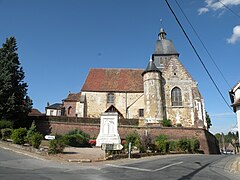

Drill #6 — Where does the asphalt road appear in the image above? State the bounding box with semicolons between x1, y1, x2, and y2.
0;147;240;180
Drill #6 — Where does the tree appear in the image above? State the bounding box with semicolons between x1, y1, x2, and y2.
0;37;32;127
205;111;212;130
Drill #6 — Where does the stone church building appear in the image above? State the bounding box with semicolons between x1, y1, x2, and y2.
62;28;207;129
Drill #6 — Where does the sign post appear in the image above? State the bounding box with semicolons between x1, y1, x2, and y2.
128;142;132;159
44;135;55;140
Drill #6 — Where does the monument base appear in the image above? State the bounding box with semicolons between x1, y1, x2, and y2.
96;135;121;147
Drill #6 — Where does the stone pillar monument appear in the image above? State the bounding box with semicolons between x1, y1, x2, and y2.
96;112;121;147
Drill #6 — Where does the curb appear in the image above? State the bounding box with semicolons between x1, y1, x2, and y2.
68;159;92;163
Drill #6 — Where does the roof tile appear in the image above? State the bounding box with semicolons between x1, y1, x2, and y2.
81;68;144;92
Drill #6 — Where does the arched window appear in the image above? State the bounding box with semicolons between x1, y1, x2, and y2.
68;106;72;115
171;87;182;106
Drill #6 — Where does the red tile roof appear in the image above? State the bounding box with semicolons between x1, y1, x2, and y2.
81;68;144;92
28;108;43;116
63;92;81;102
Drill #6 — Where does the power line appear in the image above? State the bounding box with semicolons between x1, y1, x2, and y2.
217;0;240;19
164;0;233;112
174;0;231;88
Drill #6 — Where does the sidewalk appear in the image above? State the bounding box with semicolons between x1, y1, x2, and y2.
228;155;240;173
0;140;105;163
55;147;106;162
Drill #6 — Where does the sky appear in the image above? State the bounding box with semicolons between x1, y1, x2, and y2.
0;0;239;135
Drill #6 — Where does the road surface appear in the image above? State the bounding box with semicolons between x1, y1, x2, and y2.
0;147;239;180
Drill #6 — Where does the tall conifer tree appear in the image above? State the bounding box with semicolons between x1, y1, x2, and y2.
0;37;32;126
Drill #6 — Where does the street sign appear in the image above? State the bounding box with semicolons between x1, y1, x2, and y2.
45;135;55;140
101;143;123;151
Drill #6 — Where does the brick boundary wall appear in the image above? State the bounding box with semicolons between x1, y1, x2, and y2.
34;119;220;154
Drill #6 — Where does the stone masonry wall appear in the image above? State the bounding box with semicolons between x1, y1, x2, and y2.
162;57;198;127
35;120;219;154
83;91;144;119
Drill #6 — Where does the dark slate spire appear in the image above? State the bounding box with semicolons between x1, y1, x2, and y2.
153;28;179;56
142;58;160;76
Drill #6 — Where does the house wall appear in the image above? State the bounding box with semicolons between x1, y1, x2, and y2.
235;89;240;101
63;101;77;117
46;109;61;116
82;91;144;119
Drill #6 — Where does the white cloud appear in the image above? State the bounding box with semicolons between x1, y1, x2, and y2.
198;0;240;14
198;7;209;15
227;25;240;44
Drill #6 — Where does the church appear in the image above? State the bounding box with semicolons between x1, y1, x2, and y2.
62;28;207;129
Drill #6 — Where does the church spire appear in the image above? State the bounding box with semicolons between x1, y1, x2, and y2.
158;28;167;40
142;58;160;76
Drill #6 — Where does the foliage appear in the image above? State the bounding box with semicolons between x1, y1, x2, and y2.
65;129;90;139
205;111;212;130
63;129;90;147
48;137;66;154
0;37;32;127
178;138;191;152
139;134;153;153
215;132;239;144
30;132;43;149
169;140;178;151
11;128;27;145
26;122;37;144
1;128;12;140
125;131;141;150
161;119;172;127
155;134;169;153
63;134;89;147
189;138;200;153
0;120;13;129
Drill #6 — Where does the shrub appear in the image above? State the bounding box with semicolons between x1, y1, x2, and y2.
190;138;200;153
66;129;90;139
125;132;141;150
63;134;89;147
63;129;90;147
11;128;27;145
0;120;13;129
155;134;169;153
169;140;178;152
178;138;191;152
1;128;12;140
48;137;66;154
161;119;172;127
139;134;153;153
31;132;43;149
26;122;37;144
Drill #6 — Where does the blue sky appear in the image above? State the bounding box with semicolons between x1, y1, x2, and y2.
0;0;239;135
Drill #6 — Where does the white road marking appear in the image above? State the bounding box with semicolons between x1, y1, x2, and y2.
152;161;183;172
106;164;152;172
106;161;183;172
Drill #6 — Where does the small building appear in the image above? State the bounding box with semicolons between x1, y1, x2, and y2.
45;103;63;116
28;108;43;117
229;81;240;143
62;92;85;117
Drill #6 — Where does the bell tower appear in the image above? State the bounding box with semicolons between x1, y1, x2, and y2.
142;58;163;123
